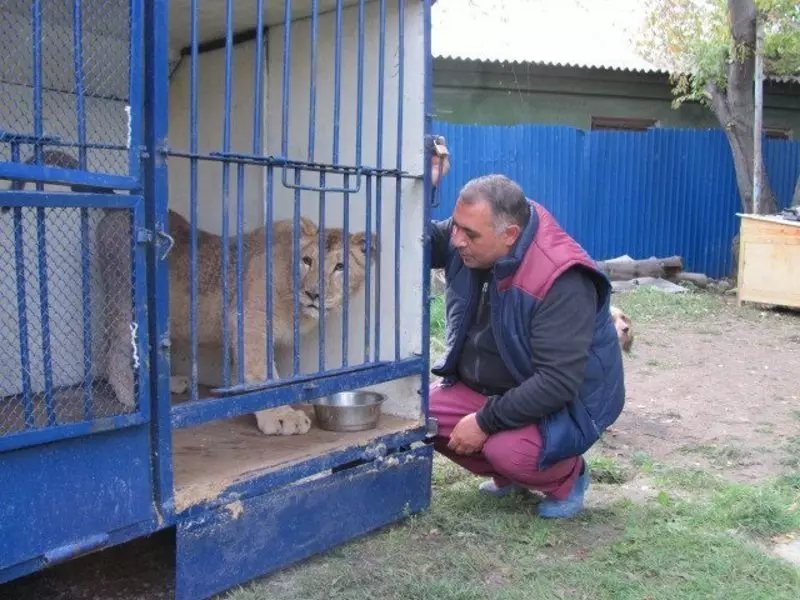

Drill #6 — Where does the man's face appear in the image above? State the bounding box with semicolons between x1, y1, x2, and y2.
450;197;521;269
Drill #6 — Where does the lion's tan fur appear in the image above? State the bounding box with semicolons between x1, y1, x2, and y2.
97;208;375;435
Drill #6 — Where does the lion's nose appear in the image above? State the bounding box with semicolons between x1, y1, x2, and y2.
305;291;319;302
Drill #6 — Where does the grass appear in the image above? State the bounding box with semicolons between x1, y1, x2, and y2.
224;455;800;600
611;287;720;323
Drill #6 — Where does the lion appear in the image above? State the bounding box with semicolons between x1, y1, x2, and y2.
3;150;377;436
96;208;376;436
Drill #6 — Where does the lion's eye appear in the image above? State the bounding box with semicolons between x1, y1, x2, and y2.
302;256;313;266
333;263;344;272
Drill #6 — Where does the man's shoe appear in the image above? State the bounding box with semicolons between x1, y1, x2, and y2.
478;479;524;497
536;462;590;519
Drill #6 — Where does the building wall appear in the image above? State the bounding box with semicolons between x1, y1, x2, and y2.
432;58;800;137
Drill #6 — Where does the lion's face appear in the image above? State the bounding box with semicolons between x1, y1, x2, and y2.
296;220;377;319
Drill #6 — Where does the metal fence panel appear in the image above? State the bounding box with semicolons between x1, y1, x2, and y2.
431;122;800;279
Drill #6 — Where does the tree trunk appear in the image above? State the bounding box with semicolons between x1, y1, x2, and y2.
707;0;778;215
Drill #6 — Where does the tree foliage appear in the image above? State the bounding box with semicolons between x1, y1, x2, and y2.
635;0;800;215
637;0;799;110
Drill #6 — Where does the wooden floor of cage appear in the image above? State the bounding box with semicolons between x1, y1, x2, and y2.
170;388;419;513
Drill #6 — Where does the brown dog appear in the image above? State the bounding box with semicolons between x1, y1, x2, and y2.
610;305;634;353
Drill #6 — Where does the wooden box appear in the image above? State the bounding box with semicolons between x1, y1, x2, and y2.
736;214;800;309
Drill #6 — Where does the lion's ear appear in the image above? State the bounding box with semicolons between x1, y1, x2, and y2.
298;217;318;238
349;231;378;263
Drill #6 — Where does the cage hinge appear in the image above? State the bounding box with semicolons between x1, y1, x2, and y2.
136;228;153;244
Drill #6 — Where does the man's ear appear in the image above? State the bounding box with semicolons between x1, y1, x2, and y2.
503;223;521;246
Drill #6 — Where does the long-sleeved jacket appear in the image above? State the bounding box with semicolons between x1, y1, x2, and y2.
429;200;626;469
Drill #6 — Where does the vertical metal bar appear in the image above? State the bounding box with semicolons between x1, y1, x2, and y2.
394;0;405;361
265;166;274;379
236;163;245;384
355;0;365;167
328;0;343;371
282;0;300;378
281;0;292;160
332;0;343;165
32;0;55;425
11;142;33;429
127;0;143;176
253;0;267;380
374;0;386;362
73;0;93;419
145;0;175;516
189;0;199;402
32;0;43;167
341;175;349;368
292;172;301;377
317;174;326;373
363;175;372;363
35;206;54;425
308;0;325;373
420;0;433;419
220;0;234;387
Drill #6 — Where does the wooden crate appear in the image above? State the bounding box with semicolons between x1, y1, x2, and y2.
736;214;800;309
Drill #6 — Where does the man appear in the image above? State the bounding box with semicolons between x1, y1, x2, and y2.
425;137;625;519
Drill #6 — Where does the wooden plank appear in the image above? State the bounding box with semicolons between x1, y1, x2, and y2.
737;214;800;309
172;410;418;511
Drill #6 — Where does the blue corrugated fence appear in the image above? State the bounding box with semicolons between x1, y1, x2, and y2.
431;122;800;278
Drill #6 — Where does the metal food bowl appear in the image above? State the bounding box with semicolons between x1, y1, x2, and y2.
312;391;386;432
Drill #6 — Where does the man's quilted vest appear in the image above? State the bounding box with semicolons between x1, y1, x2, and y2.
431;200;625;469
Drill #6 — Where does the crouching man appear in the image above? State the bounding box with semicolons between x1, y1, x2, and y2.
426;167;625;519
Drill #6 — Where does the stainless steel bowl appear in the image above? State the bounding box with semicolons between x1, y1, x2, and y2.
312;391;386;432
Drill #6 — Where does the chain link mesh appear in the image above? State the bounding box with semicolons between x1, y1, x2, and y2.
0;0;132;176
0;206;138;436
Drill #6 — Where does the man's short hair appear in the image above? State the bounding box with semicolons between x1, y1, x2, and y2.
457;174;530;231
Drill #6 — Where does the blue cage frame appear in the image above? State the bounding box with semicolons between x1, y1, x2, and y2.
0;0;437;597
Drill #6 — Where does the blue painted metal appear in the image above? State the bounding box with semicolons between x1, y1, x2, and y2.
175;444;433;600
0;163;139;190
220;0;234;389
0;426;155;576
172;357;425;429
430;123;800;278
43;533;110;566
143;0;175;515
188;0;200;403
394;0;405;361
421;0;434;418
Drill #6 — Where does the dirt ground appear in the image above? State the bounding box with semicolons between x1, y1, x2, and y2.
2;289;799;599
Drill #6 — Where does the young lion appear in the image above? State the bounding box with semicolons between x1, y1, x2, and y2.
96;208;376;436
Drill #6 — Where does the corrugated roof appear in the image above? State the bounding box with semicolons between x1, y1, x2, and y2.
431;0;670;74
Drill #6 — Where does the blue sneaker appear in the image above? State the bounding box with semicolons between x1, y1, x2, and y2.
536;462;590;519
478;479;525;497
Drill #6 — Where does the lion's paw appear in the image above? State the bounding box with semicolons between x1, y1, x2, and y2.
170;376;189;395
255;406;312;436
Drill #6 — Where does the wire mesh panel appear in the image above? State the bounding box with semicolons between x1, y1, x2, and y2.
0;0;140;186
0;199;147;447
164;0;429;430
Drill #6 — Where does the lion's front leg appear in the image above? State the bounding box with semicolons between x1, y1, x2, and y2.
230;313;311;436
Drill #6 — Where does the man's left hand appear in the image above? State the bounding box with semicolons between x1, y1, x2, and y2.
448;412;489;455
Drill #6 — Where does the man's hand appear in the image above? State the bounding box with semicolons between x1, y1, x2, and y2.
447;412;488;455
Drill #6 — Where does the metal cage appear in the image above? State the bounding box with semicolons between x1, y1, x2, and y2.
0;1;435;598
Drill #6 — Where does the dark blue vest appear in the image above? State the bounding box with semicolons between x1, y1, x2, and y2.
431;201;626;469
